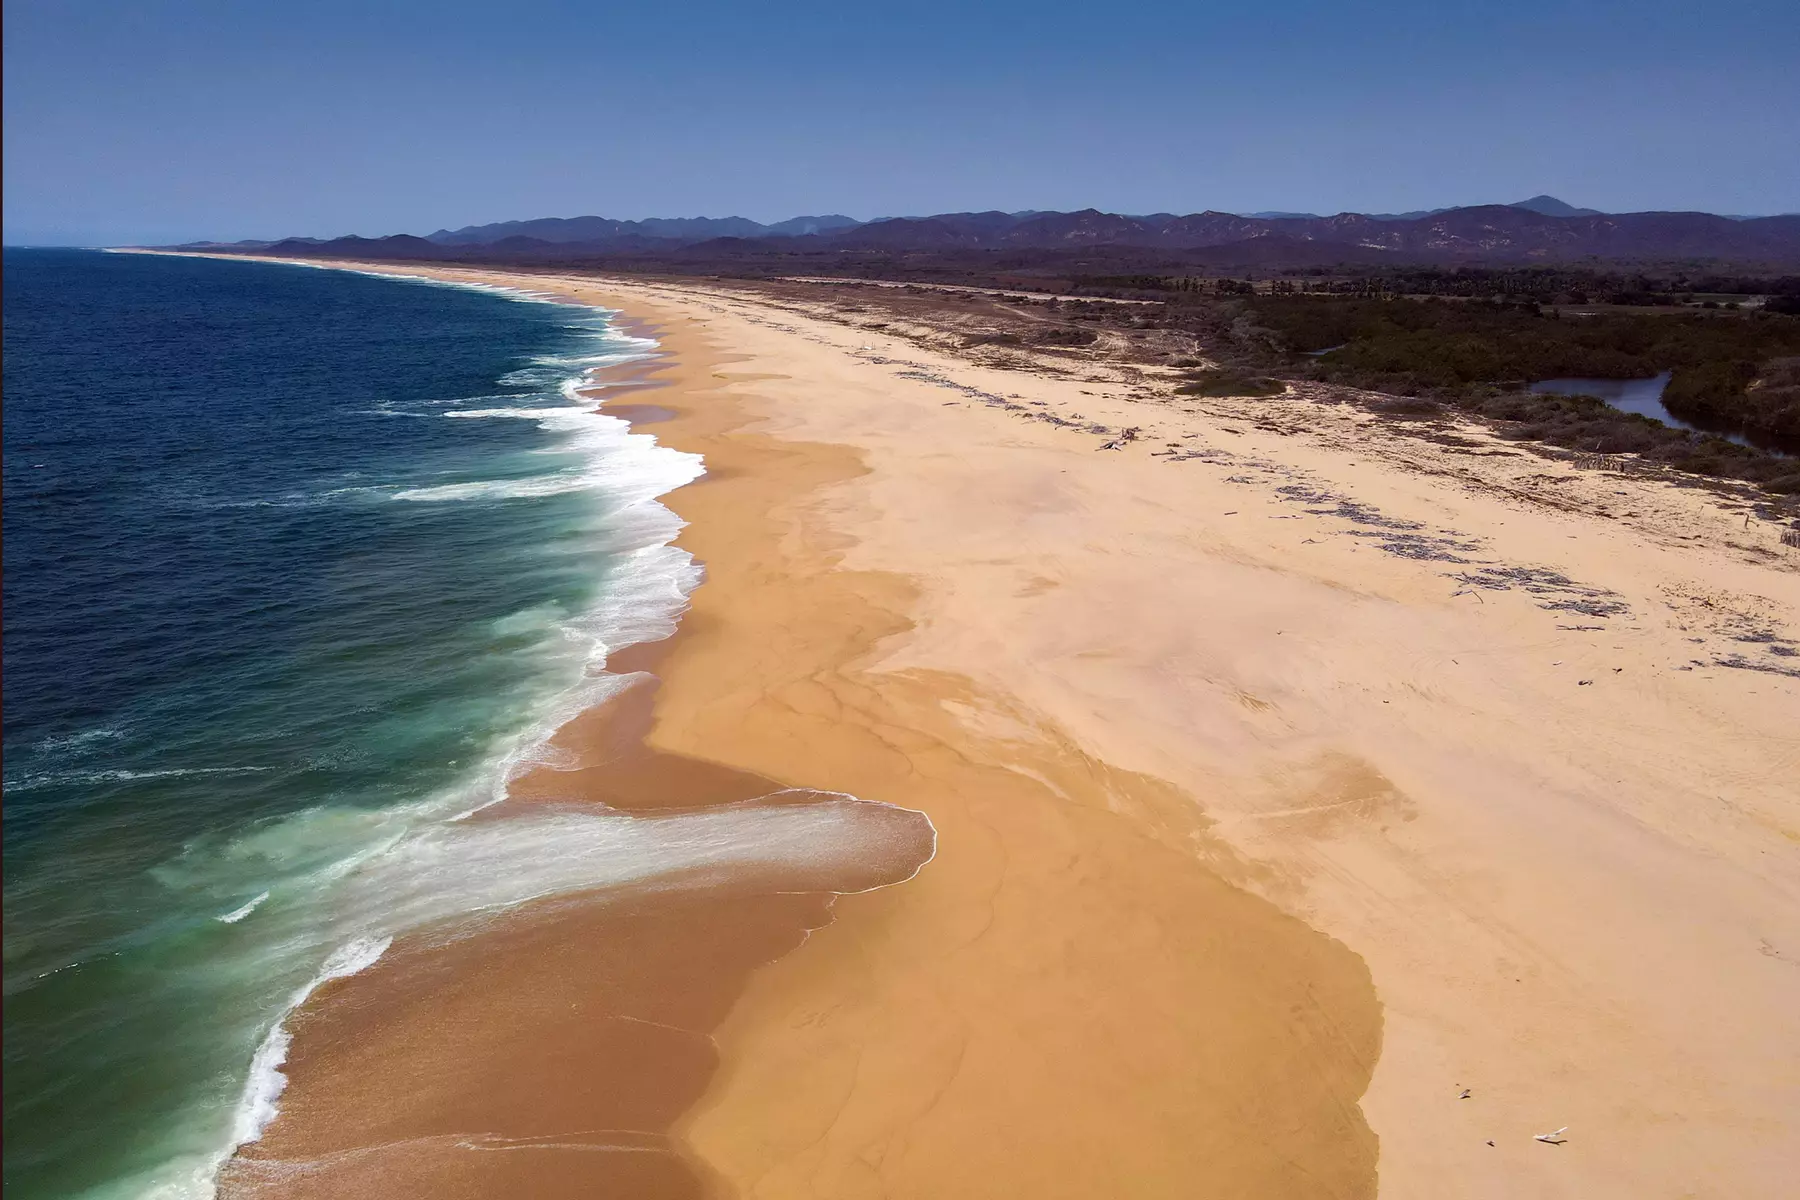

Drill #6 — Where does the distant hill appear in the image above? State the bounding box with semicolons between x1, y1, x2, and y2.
760;214;863;237
813;205;1800;261
1243;196;1602;222
426;213;861;245
1508;194;1604;218
261;234;443;259
207;199;1800;266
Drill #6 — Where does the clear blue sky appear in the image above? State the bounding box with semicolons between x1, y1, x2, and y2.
5;0;1797;245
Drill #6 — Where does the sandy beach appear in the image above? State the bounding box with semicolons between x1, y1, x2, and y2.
214;258;1800;1199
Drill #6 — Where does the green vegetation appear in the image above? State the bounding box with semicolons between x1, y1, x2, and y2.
1242;296;1800;446
1451;390;1800;491
1269;267;1800;306
1076;267;1800;309
1175;368;1286;398
1030;326;1099;346
1664;356;1800;436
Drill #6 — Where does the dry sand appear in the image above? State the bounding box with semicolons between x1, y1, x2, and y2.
215;257;1800;1199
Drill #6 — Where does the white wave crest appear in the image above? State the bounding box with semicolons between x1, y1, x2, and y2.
230;935;394;1148
216;892;270;924
392;408;703;506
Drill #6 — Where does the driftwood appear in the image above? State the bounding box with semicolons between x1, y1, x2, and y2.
1571;451;1631;473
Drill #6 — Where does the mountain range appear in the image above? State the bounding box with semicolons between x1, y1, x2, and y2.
1244;195;1606;221
425;213;863;245
408;197;1613;247
216;197;1800;267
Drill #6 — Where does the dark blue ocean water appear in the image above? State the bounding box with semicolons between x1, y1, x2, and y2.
1;250;699;1198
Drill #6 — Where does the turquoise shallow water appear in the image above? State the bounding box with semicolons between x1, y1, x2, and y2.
1;250;701;1198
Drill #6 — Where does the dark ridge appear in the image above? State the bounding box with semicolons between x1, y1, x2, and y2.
211;202;1800;268
1509;195;1604;218
261;233;445;259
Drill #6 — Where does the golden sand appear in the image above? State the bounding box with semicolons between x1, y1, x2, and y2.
213;257;1800;1200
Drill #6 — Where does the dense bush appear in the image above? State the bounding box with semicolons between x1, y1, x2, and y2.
1367;395;1444;417
1245;296;1800;450
1431;388;1800;492
1031;327;1099;346
1176;369;1286;397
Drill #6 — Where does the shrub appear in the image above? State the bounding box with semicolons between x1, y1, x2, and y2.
1369;396;1443;417
1176;369;1287;398
1032;327;1099;346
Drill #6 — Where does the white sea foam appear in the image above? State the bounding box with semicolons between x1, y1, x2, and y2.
115;932;398;1200
197;793;931;1190
329;796;925;934
36;726;127;754
230;935;394;1148
267;798;918;964
216;892;270;924
387;394;705;809
394;407;703;506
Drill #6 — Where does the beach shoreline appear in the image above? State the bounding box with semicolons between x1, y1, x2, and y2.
209;272;951;1198
181;254;1799;1199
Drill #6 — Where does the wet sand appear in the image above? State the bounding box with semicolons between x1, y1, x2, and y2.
210;256;1800;1200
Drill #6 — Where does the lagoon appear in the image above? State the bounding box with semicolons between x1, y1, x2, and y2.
1528;372;1789;456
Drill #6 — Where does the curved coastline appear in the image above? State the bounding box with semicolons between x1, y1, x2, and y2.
94;251;1800;1200
209;276;708;1167
201;268;946;1199
195;259;1382;1200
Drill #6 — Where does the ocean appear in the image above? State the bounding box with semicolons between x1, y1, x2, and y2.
0;250;703;1198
